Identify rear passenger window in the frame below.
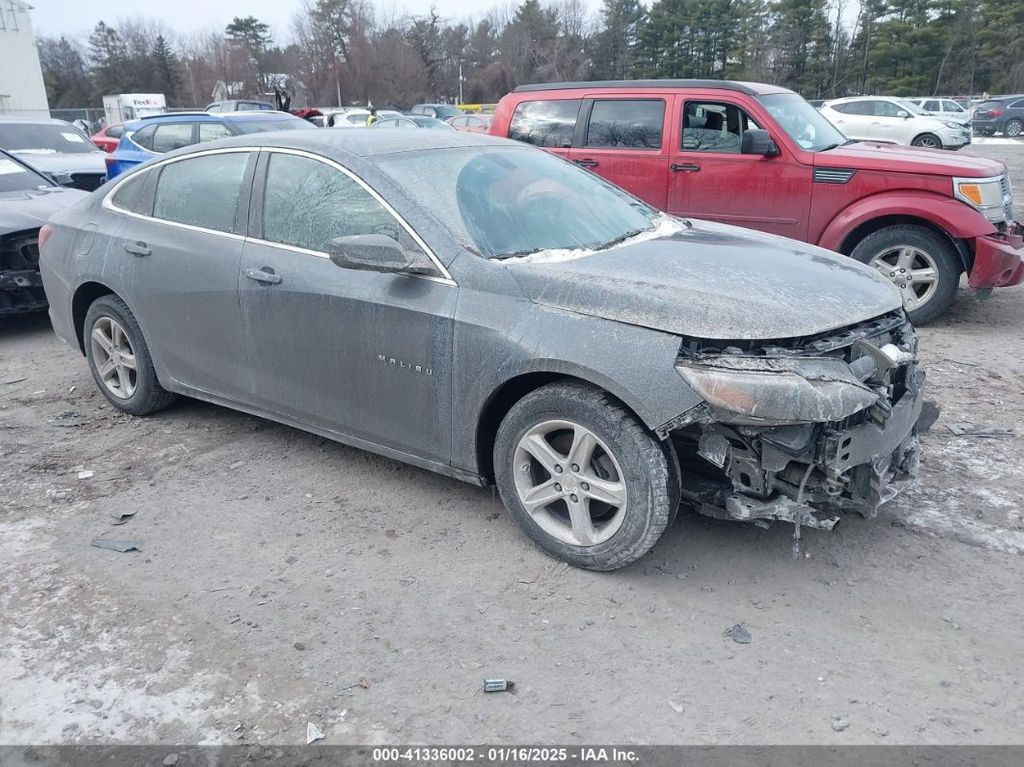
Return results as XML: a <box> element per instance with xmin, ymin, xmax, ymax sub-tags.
<box><xmin>110</xmin><ymin>172</ymin><xmax>149</xmax><ymax>214</ymax></box>
<box><xmin>509</xmin><ymin>100</ymin><xmax>582</xmax><ymax>148</ymax></box>
<box><xmin>585</xmin><ymin>100</ymin><xmax>664</xmax><ymax>149</ymax></box>
<box><xmin>198</xmin><ymin>122</ymin><xmax>232</xmax><ymax>142</ymax></box>
<box><xmin>682</xmin><ymin>102</ymin><xmax>760</xmax><ymax>153</ymax></box>
<box><xmin>832</xmin><ymin>102</ymin><xmax>872</xmax><ymax>115</ymax></box>
<box><xmin>151</xmin><ymin>123</ymin><xmax>194</xmax><ymax>153</ymax></box>
<box><xmin>153</xmin><ymin>152</ymin><xmax>249</xmax><ymax>233</ymax></box>
<box><xmin>130</xmin><ymin>125</ymin><xmax>156</xmax><ymax>150</ymax></box>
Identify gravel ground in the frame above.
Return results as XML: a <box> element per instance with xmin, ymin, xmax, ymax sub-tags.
<box><xmin>1</xmin><ymin>143</ymin><xmax>1022</xmax><ymax>747</ymax></box>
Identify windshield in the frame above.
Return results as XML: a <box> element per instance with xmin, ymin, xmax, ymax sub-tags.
<box><xmin>231</xmin><ymin>118</ymin><xmax>317</xmax><ymax>134</ymax></box>
<box><xmin>376</xmin><ymin>146</ymin><xmax>660</xmax><ymax>258</ymax></box>
<box><xmin>0</xmin><ymin>123</ymin><xmax>100</xmax><ymax>155</ymax></box>
<box><xmin>432</xmin><ymin>106</ymin><xmax>461</xmax><ymax>119</ymax></box>
<box><xmin>0</xmin><ymin>153</ymin><xmax>53</xmax><ymax>193</ymax></box>
<box><xmin>759</xmin><ymin>93</ymin><xmax>848</xmax><ymax>151</ymax></box>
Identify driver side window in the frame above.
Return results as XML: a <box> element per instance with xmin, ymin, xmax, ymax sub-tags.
<box><xmin>261</xmin><ymin>152</ymin><xmax>428</xmax><ymax>263</ymax></box>
<box><xmin>682</xmin><ymin>101</ymin><xmax>760</xmax><ymax>153</ymax></box>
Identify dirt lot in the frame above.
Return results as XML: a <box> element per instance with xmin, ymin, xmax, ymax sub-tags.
<box><xmin>2</xmin><ymin>142</ymin><xmax>1023</xmax><ymax>747</ymax></box>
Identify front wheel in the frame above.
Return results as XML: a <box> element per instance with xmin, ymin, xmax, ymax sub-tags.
<box><xmin>493</xmin><ymin>382</ymin><xmax>680</xmax><ymax>571</ymax></box>
<box><xmin>850</xmin><ymin>225</ymin><xmax>960</xmax><ymax>325</ymax></box>
<box><xmin>1004</xmin><ymin>119</ymin><xmax>1023</xmax><ymax>137</ymax></box>
<box><xmin>911</xmin><ymin>133</ymin><xmax>943</xmax><ymax>149</ymax></box>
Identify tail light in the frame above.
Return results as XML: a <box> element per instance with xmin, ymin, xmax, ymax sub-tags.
<box><xmin>38</xmin><ymin>223</ymin><xmax>54</xmax><ymax>251</ymax></box>
<box><xmin>990</xmin><ymin>108</ymin><xmax>1005</xmax><ymax>117</ymax></box>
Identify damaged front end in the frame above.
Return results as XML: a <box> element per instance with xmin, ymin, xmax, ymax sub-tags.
<box><xmin>665</xmin><ymin>311</ymin><xmax>923</xmax><ymax>542</ymax></box>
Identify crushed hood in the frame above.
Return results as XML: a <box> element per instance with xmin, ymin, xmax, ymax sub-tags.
<box><xmin>9</xmin><ymin>151</ymin><xmax>107</xmax><ymax>177</ymax></box>
<box><xmin>0</xmin><ymin>188</ymin><xmax>88</xmax><ymax>234</ymax></box>
<box><xmin>504</xmin><ymin>220</ymin><xmax>903</xmax><ymax>340</ymax></box>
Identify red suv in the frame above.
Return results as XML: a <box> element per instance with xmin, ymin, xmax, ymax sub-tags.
<box><xmin>491</xmin><ymin>80</ymin><xmax>1023</xmax><ymax>323</ymax></box>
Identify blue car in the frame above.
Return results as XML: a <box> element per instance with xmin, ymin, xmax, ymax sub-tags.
<box><xmin>105</xmin><ymin>111</ymin><xmax>317</xmax><ymax>179</ymax></box>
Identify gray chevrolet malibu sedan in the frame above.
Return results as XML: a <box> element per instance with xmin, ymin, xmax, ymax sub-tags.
<box><xmin>39</xmin><ymin>130</ymin><xmax>924</xmax><ymax>570</ymax></box>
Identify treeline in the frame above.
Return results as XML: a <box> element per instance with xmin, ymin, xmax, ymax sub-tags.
<box><xmin>38</xmin><ymin>0</ymin><xmax>1024</xmax><ymax>111</ymax></box>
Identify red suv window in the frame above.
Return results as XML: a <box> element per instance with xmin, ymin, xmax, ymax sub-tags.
<box><xmin>509</xmin><ymin>100</ymin><xmax>582</xmax><ymax>148</ymax></box>
<box><xmin>585</xmin><ymin>99</ymin><xmax>664</xmax><ymax>150</ymax></box>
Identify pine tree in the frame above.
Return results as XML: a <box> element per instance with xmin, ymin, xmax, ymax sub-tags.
<box><xmin>152</xmin><ymin>35</ymin><xmax>180</xmax><ymax>103</ymax></box>
<box><xmin>592</xmin><ymin>0</ymin><xmax>646</xmax><ymax>80</ymax></box>
<box><xmin>88</xmin><ymin>22</ymin><xmax>129</xmax><ymax>101</ymax></box>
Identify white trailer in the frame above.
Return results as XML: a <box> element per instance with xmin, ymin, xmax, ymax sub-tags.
<box><xmin>102</xmin><ymin>93</ymin><xmax>167</xmax><ymax>125</ymax></box>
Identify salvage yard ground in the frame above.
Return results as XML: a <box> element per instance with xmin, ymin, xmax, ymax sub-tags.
<box><xmin>1</xmin><ymin>143</ymin><xmax>1023</xmax><ymax>746</ymax></box>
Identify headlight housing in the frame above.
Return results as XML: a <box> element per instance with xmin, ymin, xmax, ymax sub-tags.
<box><xmin>941</xmin><ymin>120</ymin><xmax>964</xmax><ymax>129</ymax></box>
<box><xmin>953</xmin><ymin>175</ymin><xmax>1012</xmax><ymax>223</ymax></box>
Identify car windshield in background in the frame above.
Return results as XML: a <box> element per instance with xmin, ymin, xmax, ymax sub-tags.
<box><xmin>230</xmin><ymin>118</ymin><xmax>317</xmax><ymax>134</ymax></box>
<box><xmin>377</xmin><ymin>146</ymin><xmax>659</xmax><ymax>259</ymax></box>
<box><xmin>0</xmin><ymin>123</ymin><xmax>100</xmax><ymax>154</ymax></box>
<box><xmin>759</xmin><ymin>93</ymin><xmax>848</xmax><ymax>151</ymax></box>
<box><xmin>0</xmin><ymin>154</ymin><xmax>52</xmax><ymax>193</ymax></box>
<box><xmin>433</xmin><ymin>106</ymin><xmax>461</xmax><ymax>119</ymax></box>
<box><xmin>897</xmin><ymin>100</ymin><xmax>928</xmax><ymax>115</ymax></box>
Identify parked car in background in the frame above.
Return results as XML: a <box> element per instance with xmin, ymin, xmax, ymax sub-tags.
<box><xmin>40</xmin><ymin>130</ymin><xmax>924</xmax><ymax>570</ymax></box>
<box><xmin>372</xmin><ymin>116</ymin><xmax>454</xmax><ymax>130</ymax></box>
<box><xmin>447</xmin><ymin>114</ymin><xmax>492</xmax><ymax>133</ymax></box>
<box><xmin>105</xmin><ymin>111</ymin><xmax>316</xmax><ymax>179</ymax></box>
<box><xmin>206</xmin><ymin>100</ymin><xmax>275</xmax><ymax>112</ymax></box>
<box><xmin>491</xmin><ymin>79</ymin><xmax>1022</xmax><ymax>323</ymax></box>
<box><xmin>0</xmin><ymin>116</ymin><xmax>108</xmax><ymax>192</ymax></box>
<box><xmin>409</xmin><ymin>103</ymin><xmax>462</xmax><ymax>120</ymax></box>
<box><xmin>905</xmin><ymin>97</ymin><xmax>971</xmax><ymax>123</ymax></box>
<box><xmin>971</xmin><ymin>95</ymin><xmax>1024</xmax><ymax>137</ymax></box>
<box><xmin>820</xmin><ymin>97</ymin><xmax>971</xmax><ymax>149</ymax></box>
<box><xmin>91</xmin><ymin>124</ymin><xmax>124</xmax><ymax>153</ymax></box>
<box><xmin>324</xmin><ymin>108</ymin><xmax>371</xmax><ymax>128</ymax></box>
<box><xmin>0</xmin><ymin>149</ymin><xmax>88</xmax><ymax>317</ymax></box>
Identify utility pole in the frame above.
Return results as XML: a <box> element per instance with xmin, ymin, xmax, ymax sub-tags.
<box><xmin>458</xmin><ymin>60</ymin><xmax>464</xmax><ymax>105</ymax></box>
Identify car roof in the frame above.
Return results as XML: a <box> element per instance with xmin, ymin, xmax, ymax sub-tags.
<box><xmin>0</xmin><ymin>115</ymin><xmax>76</xmax><ymax>126</ymax></box>
<box><xmin>165</xmin><ymin>127</ymin><xmax>510</xmax><ymax>161</ymax></box>
<box><xmin>512</xmin><ymin>79</ymin><xmax>793</xmax><ymax>96</ymax></box>
<box><xmin>125</xmin><ymin>111</ymin><xmax>297</xmax><ymax>129</ymax></box>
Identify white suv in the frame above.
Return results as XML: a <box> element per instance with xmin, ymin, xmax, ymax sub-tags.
<box><xmin>820</xmin><ymin>96</ymin><xmax>971</xmax><ymax>150</ymax></box>
<box><xmin>905</xmin><ymin>97</ymin><xmax>971</xmax><ymax>123</ymax></box>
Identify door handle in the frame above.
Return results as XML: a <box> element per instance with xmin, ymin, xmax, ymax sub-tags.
<box><xmin>671</xmin><ymin>163</ymin><xmax>701</xmax><ymax>172</ymax></box>
<box><xmin>123</xmin><ymin>241</ymin><xmax>151</xmax><ymax>257</ymax></box>
<box><xmin>573</xmin><ymin>158</ymin><xmax>598</xmax><ymax>167</ymax></box>
<box><xmin>245</xmin><ymin>267</ymin><xmax>282</xmax><ymax>285</ymax></box>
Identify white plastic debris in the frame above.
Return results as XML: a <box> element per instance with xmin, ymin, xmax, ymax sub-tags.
<box><xmin>78</xmin><ymin>470</ymin><xmax>94</xmax><ymax>480</ymax></box>
<box><xmin>306</xmin><ymin>722</ymin><xmax>325</xmax><ymax>744</ymax></box>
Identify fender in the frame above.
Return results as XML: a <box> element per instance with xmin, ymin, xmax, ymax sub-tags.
<box><xmin>817</xmin><ymin>190</ymin><xmax>997</xmax><ymax>253</ymax></box>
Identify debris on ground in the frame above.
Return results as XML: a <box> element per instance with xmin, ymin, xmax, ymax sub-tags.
<box><xmin>162</xmin><ymin>754</ymin><xmax>179</xmax><ymax>766</ymax></box>
<box><xmin>49</xmin><ymin>411</ymin><xmax>89</xmax><ymax>428</ymax></box>
<box><xmin>667</xmin><ymin>699</ymin><xmax>685</xmax><ymax>714</ymax></box>
<box><xmin>78</xmin><ymin>470</ymin><xmax>94</xmax><ymax>480</ymax></box>
<box><xmin>109</xmin><ymin>509</ymin><xmax>137</xmax><ymax>526</ymax></box>
<box><xmin>483</xmin><ymin>678</ymin><xmax>515</xmax><ymax>693</ymax></box>
<box><xmin>918</xmin><ymin>400</ymin><xmax>941</xmax><ymax>433</ymax></box>
<box><xmin>946</xmin><ymin>423</ymin><xmax>1014</xmax><ymax>439</ymax></box>
<box><xmin>306</xmin><ymin>722</ymin><xmax>325</xmax><ymax>744</ymax></box>
<box><xmin>831</xmin><ymin>717</ymin><xmax>850</xmax><ymax>732</ymax></box>
<box><xmin>293</xmin><ymin>642</ymin><xmax>306</xmax><ymax>651</ymax></box>
<box><xmin>724</xmin><ymin>624</ymin><xmax>752</xmax><ymax>644</ymax></box>
<box><xmin>90</xmin><ymin>539</ymin><xmax>141</xmax><ymax>553</ymax></box>
<box><xmin>2</xmin><ymin>377</ymin><xmax>27</xmax><ymax>385</ymax></box>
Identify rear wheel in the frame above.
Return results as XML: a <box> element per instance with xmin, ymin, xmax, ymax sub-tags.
<box><xmin>850</xmin><ymin>225</ymin><xmax>960</xmax><ymax>325</ymax></box>
<box><xmin>493</xmin><ymin>382</ymin><xmax>679</xmax><ymax>571</ymax></box>
<box><xmin>1005</xmin><ymin>119</ymin><xmax>1023</xmax><ymax>137</ymax></box>
<box><xmin>911</xmin><ymin>133</ymin><xmax>942</xmax><ymax>149</ymax></box>
<box><xmin>84</xmin><ymin>295</ymin><xmax>176</xmax><ymax>415</ymax></box>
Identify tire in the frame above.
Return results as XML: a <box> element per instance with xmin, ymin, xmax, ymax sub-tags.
<box><xmin>493</xmin><ymin>381</ymin><xmax>680</xmax><ymax>571</ymax></box>
<box><xmin>1005</xmin><ymin>119</ymin><xmax>1023</xmax><ymax>137</ymax></box>
<box><xmin>849</xmin><ymin>225</ymin><xmax>960</xmax><ymax>325</ymax></box>
<box><xmin>84</xmin><ymin>295</ymin><xmax>176</xmax><ymax>415</ymax></box>
<box><xmin>911</xmin><ymin>133</ymin><xmax>942</xmax><ymax>149</ymax></box>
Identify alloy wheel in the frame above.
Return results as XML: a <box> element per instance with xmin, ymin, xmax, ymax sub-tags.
<box><xmin>869</xmin><ymin>245</ymin><xmax>939</xmax><ymax>311</ymax></box>
<box><xmin>512</xmin><ymin>419</ymin><xmax>628</xmax><ymax>547</ymax></box>
<box><xmin>90</xmin><ymin>316</ymin><xmax>138</xmax><ymax>399</ymax></box>
<box><xmin>1006</xmin><ymin>120</ymin><xmax>1023</xmax><ymax>137</ymax></box>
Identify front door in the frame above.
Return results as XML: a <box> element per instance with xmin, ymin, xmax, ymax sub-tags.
<box><xmin>238</xmin><ymin>149</ymin><xmax>457</xmax><ymax>464</ymax></box>
<box><xmin>666</xmin><ymin>97</ymin><xmax>811</xmax><ymax>240</ymax></box>
<box><xmin>566</xmin><ymin>97</ymin><xmax>670</xmax><ymax>210</ymax></box>
<box><xmin>868</xmin><ymin>100</ymin><xmax>911</xmax><ymax>144</ymax></box>
<box><xmin>105</xmin><ymin>149</ymin><xmax>255</xmax><ymax>401</ymax></box>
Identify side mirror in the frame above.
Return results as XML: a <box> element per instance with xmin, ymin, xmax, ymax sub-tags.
<box><xmin>328</xmin><ymin>234</ymin><xmax>432</xmax><ymax>275</ymax></box>
<box><xmin>897</xmin><ymin>110</ymin><xmax>910</xmax><ymax>118</ymax></box>
<box><xmin>51</xmin><ymin>171</ymin><xmax>74</xmax><ymax>187</ymax></box>
<box><xmin>741</xmin><ymin>129</ymin><xmax>779</xmax><ymax>157</ymax></box>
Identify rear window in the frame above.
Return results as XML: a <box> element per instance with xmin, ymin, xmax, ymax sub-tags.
<box><xmin>151</xmin><ymin>123</ymin><xmax>194</xmax><ymax>153</ymax></box>
<box><xmin>509</xmin><ymin>100</ymin><xmax>582</xmax><ymax>148</ymax></box>
<box><xmin>585</xmin><ymin>100</ymin><xmax>664</xmax><ymax>149</ymax></box>
<box><xmin>977</xmin><ymin>100</ymin><xmax>1004</xmax><ymax>110</ymax></box>
<box><xmin>831</xmin><ymin>101</ymin><xmax>872</xmax><ymax>115</ymax></box>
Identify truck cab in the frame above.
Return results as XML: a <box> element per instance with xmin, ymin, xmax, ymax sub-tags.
<box><xmin>491</xmin><ymin>80</ymin><xmax>1023</xmax><ymax>323</ymax></box>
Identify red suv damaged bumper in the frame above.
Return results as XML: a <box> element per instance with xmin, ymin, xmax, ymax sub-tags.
<box><xmin>969</xmin><ymin>221</ymin><xmax>1024</xmax><ymax>289</ymax></box>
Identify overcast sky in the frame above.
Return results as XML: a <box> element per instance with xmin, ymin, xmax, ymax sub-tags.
<box><xmin>30</xmin><ymin>0</ymin><xmax>584</xmax><ymax>42</ymax></box>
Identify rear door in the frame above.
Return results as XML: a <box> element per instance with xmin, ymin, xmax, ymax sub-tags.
<box><xmin>104</xmin><ymin>149</ymin><xmax>255</xmax><ymax>401</ymax></box>
<box><xmin>666</xmin><ymin>96</ymin><xmax>810</xmax><ymax>240</ymax></box>
<box><xmin>566</xmin><ymin>96</ymin><xmax>670</xmax><ymax>210</ymax></box>
<box><xmin>828</xmin><ymin>101</ymin><xmax>873</xmax><ymax>140</ymax></box>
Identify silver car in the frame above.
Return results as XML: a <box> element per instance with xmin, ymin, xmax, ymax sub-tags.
<box><xmin>39</xmin><ymin>130</ymin><xmax>924</xmax><ymax>570</ymax></box>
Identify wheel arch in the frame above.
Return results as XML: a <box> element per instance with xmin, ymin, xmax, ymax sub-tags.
<box><xmin>836</xmin><ymin>214</ymin><xmax>972</xmax><ymax>274</ymax></box>
<box><xmin>71</xmin><ymin>281</ymin><xmax>117</xmax><ymax>355</ymax></box>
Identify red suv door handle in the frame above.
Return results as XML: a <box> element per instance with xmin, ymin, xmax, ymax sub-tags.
<box><xmin>671</xmin><ymin>163</ymin><xmax>701</xmax><ymax>172</ymax></box>
<box><xmin>573</xmin><ymin>158</ymin><xmax>598</xmax><ymax>168</ymax></box>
